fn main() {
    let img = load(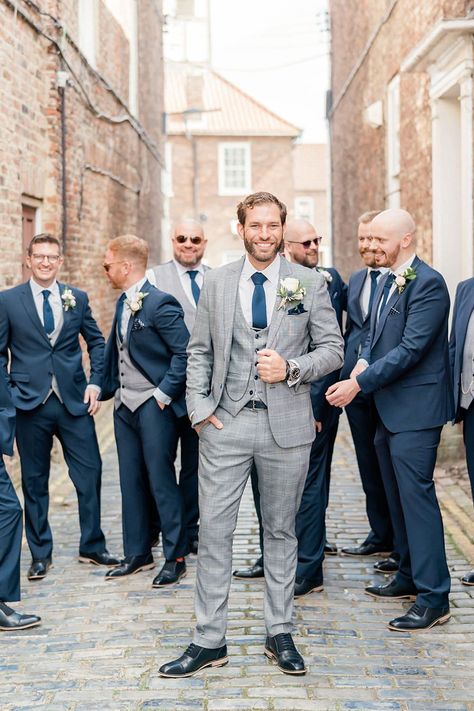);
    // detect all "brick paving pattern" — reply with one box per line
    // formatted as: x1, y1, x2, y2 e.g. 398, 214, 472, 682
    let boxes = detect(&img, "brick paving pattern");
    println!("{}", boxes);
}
2, 416, 474, 711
